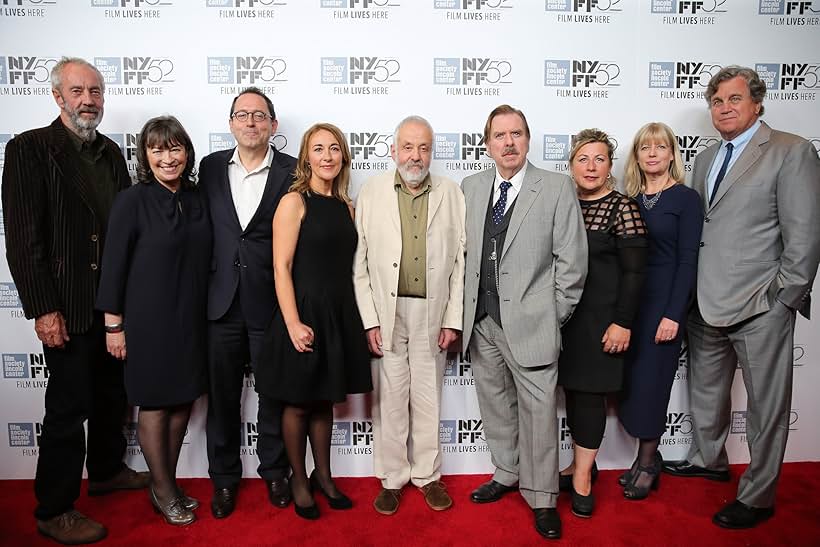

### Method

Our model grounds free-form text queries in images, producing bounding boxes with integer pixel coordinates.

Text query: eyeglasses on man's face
[231,110,271,123]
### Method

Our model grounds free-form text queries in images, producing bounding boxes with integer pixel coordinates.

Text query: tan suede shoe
[37,510,107,544]
[373,488,402,515]
[420,480,453,511]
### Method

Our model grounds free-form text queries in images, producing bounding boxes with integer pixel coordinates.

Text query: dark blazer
[1,118,130,334]
[198,145,296,328]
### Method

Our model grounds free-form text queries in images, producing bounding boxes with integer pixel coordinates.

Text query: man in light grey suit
[462,105,587,540]
[662,66,820,529]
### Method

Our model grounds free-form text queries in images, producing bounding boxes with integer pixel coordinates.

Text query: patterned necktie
[492,181,512,225]
[709,142,734,204]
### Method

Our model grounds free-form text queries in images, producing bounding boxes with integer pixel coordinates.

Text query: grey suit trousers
[686,301,795,508]
[470,316,558,509]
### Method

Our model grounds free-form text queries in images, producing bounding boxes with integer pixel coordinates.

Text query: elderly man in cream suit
[354,115,466,516]
[462,105,587,540]
[662,66,820,530]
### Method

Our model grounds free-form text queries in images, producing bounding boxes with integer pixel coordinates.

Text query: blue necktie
[709,142,734,204]
[492,181,512,225]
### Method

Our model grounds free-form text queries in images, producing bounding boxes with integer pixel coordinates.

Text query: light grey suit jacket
[462,161,587,367]
[692,121,820,325]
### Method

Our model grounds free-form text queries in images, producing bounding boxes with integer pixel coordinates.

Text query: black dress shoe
[294,502,320,520]
[266,478,292,508]
[571,488,594,518]
[211,487,237,519]
[662,460,730,482]
[713,500,774,529]
[470,480,517,504]
[533,508,561,540]
[559,461,598,492]
[310,471,352,510]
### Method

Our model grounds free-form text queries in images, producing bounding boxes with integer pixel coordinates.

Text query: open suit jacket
[1,118,131,334]
[692,121,820,325]
[461,161,588,367]
[353,170,466,355]
[198,145,297,328]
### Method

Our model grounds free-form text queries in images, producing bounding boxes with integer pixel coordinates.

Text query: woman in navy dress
[96,116,211,525]
[618,122,703,500]
[255,123,371,520]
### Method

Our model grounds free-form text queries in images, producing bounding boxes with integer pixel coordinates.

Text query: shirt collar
[229,145,273,176]
[494,161,527,191]
[723,119,762,149]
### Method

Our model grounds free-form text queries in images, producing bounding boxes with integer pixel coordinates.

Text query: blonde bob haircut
[290,122,352,202]
[623,122,685,198]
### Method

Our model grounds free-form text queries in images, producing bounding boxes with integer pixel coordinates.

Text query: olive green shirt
[395,172,430,297]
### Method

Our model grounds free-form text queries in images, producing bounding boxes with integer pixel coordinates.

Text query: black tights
[137,403,192,504]
[628,437,660,490]
[282,401,338,507]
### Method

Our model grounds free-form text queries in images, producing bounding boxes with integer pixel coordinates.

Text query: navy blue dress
[619,184,703,438]
[96,181,212,407]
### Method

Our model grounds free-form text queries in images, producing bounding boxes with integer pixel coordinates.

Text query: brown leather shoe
[37,510,107,544]
[420,481,453,511]
[88,467,150,496]
[373,488,402,515]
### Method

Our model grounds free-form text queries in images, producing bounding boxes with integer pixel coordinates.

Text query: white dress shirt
[706,119,762,200]
[492,162,527,215]
[228,145,273,230]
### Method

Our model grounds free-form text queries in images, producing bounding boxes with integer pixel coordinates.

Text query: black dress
[619,184,703,438]
[96,181,212,407]
[559,191,647,393]
[255,192,372,404]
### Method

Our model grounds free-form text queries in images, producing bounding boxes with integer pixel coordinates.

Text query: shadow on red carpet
[1,463,818,546]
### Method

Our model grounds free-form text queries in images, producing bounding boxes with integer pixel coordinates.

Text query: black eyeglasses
[231,110,271,123]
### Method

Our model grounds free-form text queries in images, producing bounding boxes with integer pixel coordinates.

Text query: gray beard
[397,163,429,187]
[65,108,101,142]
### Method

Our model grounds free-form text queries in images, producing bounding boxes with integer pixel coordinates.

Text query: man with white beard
[2,57,146,544]
[353,116,466,515]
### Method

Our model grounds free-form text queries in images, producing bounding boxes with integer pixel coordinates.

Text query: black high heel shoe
[623,458,661,501]
[571,487,594,518]
[618,450,661,487]
[294,502,320,520]
[310,470,353,510]
[559,461,598,492]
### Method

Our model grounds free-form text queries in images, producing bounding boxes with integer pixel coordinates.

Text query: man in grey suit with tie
[462,105,587,540]
[662,66,820,529]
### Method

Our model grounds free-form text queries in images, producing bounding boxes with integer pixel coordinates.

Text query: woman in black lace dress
[558,129,648,517]
[255,123,371,520]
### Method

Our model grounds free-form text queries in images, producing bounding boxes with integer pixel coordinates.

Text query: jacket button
[393,263,398,268]
[91,263,98,270]
[90,234,98,242]
[699,242,705,247]
[475,272,479,278]
[390,292,396,297]
[704,217,710,223]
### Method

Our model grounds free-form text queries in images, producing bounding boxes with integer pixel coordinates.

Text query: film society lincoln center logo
[760,0,820,25]
[0,282,24,316]
[649,61,722,99]
[207,56,288,96]
[332,421,373,455]
[544,59,620,99]
[3,352,49,389]
[321,56,400,96]
[94,56,174,95]
[434,57,512,97]
[440,419,488,453]
[756,62,820,102]
[0,56,59,96]
[8,422,42,455]
[433,131,495,173]
[731,409,799,443]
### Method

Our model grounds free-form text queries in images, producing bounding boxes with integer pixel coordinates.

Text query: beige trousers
[371,297,446,489]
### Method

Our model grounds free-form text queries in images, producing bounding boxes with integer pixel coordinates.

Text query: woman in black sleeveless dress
[255,123,371,520]
[558,129,647,517]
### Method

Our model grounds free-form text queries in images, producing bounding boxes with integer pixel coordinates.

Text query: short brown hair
[705,65,766,116]
[483,104,530,144]
[136,115,196,188]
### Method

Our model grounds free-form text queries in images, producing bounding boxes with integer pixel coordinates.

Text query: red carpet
[1,463,818,546]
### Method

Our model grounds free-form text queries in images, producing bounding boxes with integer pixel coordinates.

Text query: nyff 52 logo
[433,57,511,86]
[2,353,48,379]
[321,57,400,85]
[1,56,58,85]
[544,60,620,87]
[545,0,622,11]
[207,57,287,85]
[755,63,820,90]
[348,132,391,160]
[759,0,819,14]
[649,62,721,89]
[433,133,487,161]
[94,57,174,85]
[676,135,720,164]
[651,0,727,13]
[434,0,511,9]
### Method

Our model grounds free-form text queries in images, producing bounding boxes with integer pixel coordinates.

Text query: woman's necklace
[641,178,671,210]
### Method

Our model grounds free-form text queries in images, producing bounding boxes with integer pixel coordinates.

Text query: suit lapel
[385,170,401,234]
[693,144,718,209]
[49,120,103,220]
[244,146,286,233]
[469,170,494,245]
[501,162,541,260]
[709,123,770,210]
[218,149,243,229]
[426,176,444,231]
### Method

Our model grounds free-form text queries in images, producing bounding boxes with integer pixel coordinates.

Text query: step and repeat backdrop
[1,0,819,479]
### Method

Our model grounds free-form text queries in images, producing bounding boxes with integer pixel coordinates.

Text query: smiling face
[571,141,612,198]
[147,141,187,188]
[392,120,433,188]
[636,138,673,178]
[52,62,104,139]
[486,112,529,180]
[307,129,343,186]
[709,75,762,141]
[229,92,277,152]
